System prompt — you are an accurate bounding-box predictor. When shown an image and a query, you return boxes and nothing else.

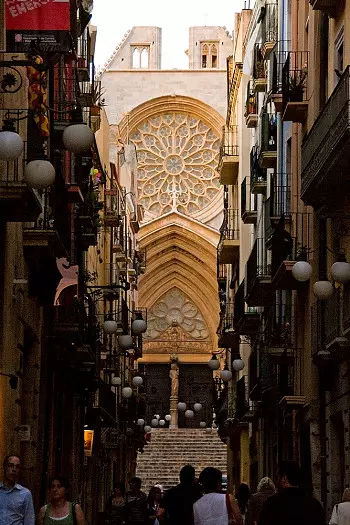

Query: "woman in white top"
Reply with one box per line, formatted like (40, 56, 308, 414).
(329, 488, 350, 525)
(193, 467, 243, 525)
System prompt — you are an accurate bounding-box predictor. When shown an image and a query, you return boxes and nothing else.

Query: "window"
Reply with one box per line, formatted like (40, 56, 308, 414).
(200, 42, 218, 69)
(131, 46, 150, 69)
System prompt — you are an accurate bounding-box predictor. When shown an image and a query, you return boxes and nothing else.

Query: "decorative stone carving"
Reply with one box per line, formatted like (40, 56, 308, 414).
(145, 288, 210, 340)
(130, 112, 220, 222)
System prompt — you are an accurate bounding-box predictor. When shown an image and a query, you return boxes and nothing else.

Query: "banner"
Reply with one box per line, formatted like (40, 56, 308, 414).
(6, 0, 71, 52)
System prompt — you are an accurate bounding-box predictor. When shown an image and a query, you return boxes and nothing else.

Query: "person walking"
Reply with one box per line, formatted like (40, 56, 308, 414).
(329, 487, 350, 525)
(0, 454, 35, 525)
(147, 485, 163, 525)
(105, 482, 127, 525)
(235, 484, 250, 523)
(258, 461, 326, 525)
(37, 476, 85, 525)
(193, 467, 243, 525)
(157, 465, 202, 525)
(125, 477, 148, 525)
(245, 477, 275, 525)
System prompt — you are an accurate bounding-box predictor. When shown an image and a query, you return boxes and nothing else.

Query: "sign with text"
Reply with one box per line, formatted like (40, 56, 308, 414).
(6, 0, 71, 52)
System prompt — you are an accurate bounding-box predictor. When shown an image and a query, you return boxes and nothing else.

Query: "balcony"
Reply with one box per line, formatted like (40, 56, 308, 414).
(251, 146, 267, 194)
(260, 350, 294, 402)
(248, 348, 260, 401)
(270, 48, 290, 112)
(259, 112, 277, 168)
(311, 293, 350, 364)
(218, 126, 239, 185)
(309, 0, 336, 17)
(104, 188, 124, 227)
(282, 51, 309, 123)
(234, 280, 260, 336)
(271, 212, 312, 290)
(218, 302, 239, 348)
(301, 67, 350, 206)
(245, 82, 258, 128)
(52, 302, 81, 345)
(261, 1, 278, 59)
(245, 238, 273, 307)
(241, 178, 257, 225)
(264, 302, 295, 357)
(235, 376, 249, 421)
(91, 382, 117, 428)
(217, 209, 240, 265)
(253, 44, 267, 92)
(265, 176, 292, 241)
(77, 27, 91, 82)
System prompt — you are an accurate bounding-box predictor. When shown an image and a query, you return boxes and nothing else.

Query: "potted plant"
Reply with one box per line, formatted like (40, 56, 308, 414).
(288, 68, 307, 102)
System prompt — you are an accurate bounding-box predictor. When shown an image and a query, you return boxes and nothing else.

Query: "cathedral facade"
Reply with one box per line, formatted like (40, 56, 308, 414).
(99, 25, 232, 427)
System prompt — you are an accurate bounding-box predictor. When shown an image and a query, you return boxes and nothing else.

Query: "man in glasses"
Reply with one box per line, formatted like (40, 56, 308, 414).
(0, 455, 35, 525)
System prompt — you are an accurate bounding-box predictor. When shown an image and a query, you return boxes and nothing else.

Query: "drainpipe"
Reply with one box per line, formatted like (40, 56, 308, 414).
(318, 213, 328, 510)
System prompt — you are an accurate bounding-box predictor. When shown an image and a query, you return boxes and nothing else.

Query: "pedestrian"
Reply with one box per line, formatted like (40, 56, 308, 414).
(105, 482, 127, 525)
(37, 476, 85, 525)
(258, 460, 326, 525)
(329, 487, 350, 525)
(147, 485, 163, 525)
(0, 454, 35, 525)
(193, 467, 243, 525)
(125, 477, 149, 525)
(245, 477, 275, 525)
(235, 484, 250, 523)
(157, 465, 202, 525)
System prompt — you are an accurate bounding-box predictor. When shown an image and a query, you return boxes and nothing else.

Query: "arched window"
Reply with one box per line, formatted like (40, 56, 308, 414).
(200, 42, 219, 69)
(132, 48, 140, 68)
(141, 48, 149, 68)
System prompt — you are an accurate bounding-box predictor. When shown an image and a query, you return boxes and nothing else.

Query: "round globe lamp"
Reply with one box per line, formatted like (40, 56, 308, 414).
(331, 261, 350, 284)
(292, 261, 313, 282)
(232, 359, 245, 372)
(62, 123, 94, 153)
(313, 281, 333, 300)
(25, 160, 55, 189)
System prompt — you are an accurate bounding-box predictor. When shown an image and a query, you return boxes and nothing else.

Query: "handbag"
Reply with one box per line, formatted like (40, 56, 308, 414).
(225, 493, 237, 525)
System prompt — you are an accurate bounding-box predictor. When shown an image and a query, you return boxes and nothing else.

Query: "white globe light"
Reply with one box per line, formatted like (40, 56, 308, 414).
(200, 421, 207, 428)
(221, 368, 233, 382)
(185, 409, 194, 419)
(132, 318, 147, 335)
(137, 418, 145, 426)
(111, 375, 122, 386)
(232, 359, 245, 372)
(159, 419, 165, 426)
(292, 261, 313, 282)
(132, 375, 143, 387)
(194, 403, 202, 412)
(313, 281, 333, 300)
(62, 123, 94, 153)
(331, 261, 350, 284)
(144, 425, 152, 433)
(165, 414, 171, 421)
(122, 386, 133, 398)
(205, 426, 212, 433)
(25, 159, 55, 189)
(177, 402, 186, 411)
(118, 334, 134, 349)
(155, 414, 160, 420)
(208, 355, 220, 370)
(103, 319, 119, 334)
(151, 418, 159, 427)
(0, 130, 23, 160)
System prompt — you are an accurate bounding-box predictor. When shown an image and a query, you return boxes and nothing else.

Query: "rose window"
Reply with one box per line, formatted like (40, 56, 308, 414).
(130, 112, 221, 220)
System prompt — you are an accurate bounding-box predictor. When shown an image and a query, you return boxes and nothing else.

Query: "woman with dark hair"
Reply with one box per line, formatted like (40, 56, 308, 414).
(194, 467, 242, 525)
(147, 485, 163, 525)
(235, 483, 250, 523)
(37, 476, 85, 525)
(105, 482, 127, 525)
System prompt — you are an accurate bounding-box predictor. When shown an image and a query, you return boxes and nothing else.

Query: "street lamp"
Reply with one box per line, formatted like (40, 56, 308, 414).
(208, 354, 220, 370)
(0, 119, 23, 160)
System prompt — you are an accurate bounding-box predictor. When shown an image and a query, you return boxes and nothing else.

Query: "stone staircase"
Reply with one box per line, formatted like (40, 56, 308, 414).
(136, 428, 227, 493)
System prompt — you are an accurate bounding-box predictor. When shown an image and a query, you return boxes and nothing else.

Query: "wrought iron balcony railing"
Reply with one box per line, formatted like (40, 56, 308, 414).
(235, 375, 249, 420)
(245, 81, 258, 128)
(260, 112, 277, 153)
(301, 66, 350, 205)
(251, 145, 267, 193)
(234, 279, 260, 336)
(219, 125, 239, 158)
(253, 43, 266, 81)
(282, 51, 309, 122)
(246, 238, 272, 305)
(261, 1, 278, 58)
(241, 177, 257, 224)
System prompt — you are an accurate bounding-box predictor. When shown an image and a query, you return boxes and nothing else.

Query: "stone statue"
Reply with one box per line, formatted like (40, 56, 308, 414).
(169, 363, 179, 398)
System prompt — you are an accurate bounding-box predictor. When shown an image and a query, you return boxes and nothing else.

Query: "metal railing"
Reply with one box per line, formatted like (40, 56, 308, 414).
(260, 349, 294, 397)
(251, 146, 267, 186)
(260, 112, 278, 153)
(270, 173, 292, 217)
(234, 279, 260, 325)
(246, 238, 271, 297)
(241, 177, 257, 218)
(270, 44, 290, 94)
(264, 301, 294, 347)
(220, 125, 239, 158)
(301, 67, 350, 194)
(236, 375, 249, 420)
(282, 51, 309, 112)
(253, 43, 265, 79)
(221, 302, 235, 331)
(245, 80, 258, 117)
(220, 209, 240, 241)
(261, 1, 278, 46)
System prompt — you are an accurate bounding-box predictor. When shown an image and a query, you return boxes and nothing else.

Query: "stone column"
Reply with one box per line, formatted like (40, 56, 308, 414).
(169, 362, 179, 428)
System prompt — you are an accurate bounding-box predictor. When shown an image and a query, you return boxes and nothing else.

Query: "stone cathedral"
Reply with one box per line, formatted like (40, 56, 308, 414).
(100, 25, 232, 428)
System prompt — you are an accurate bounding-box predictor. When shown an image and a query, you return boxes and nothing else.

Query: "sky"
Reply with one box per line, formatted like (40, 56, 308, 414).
(91, 0, 249, 71)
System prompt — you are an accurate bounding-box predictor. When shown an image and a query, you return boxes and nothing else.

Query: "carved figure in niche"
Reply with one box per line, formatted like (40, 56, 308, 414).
(169, 363, 179, 398)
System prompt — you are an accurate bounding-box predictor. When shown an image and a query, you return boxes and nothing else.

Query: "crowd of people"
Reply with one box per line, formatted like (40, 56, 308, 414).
(2, 454, 350, 525)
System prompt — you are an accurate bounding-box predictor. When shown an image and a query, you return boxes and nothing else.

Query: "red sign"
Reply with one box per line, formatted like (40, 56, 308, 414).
(6, 0, 70, 31)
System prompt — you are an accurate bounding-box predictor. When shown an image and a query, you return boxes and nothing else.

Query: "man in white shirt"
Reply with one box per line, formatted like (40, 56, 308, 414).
(0, 455, 35, 525)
